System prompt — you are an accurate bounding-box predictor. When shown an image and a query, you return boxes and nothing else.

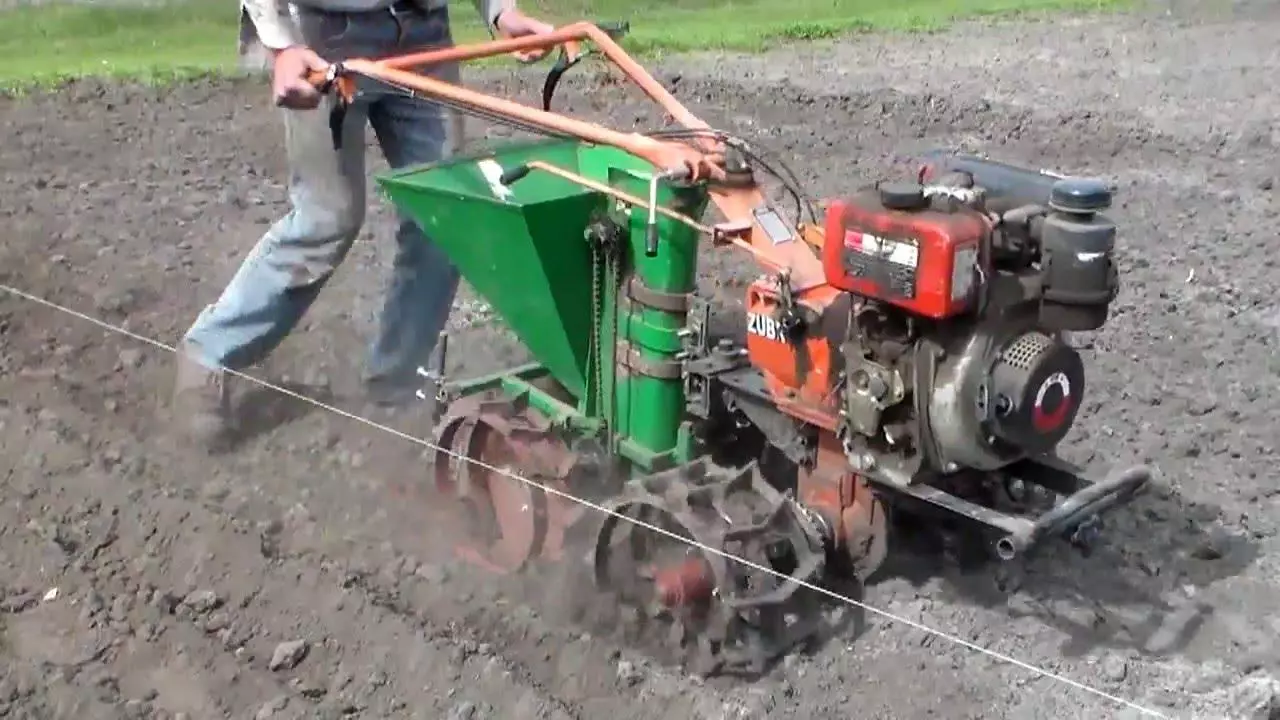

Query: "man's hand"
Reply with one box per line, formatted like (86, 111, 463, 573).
(494, 9, 556, 63)
(272, 46, 330, 110)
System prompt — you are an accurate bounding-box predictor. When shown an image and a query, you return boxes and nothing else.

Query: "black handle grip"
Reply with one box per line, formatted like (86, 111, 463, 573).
(644, 224, 659, 257)
(499, 164, 532, 186)
(328, 104, 347, 151)
(542, 21, 632, 112)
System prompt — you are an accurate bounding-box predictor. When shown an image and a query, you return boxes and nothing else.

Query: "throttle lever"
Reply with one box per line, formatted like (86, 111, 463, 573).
(644, 166, 688, 257)
(541, 21, 631, 112)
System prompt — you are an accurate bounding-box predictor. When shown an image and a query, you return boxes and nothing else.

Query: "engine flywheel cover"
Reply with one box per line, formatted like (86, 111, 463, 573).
(987, 332, 1085, 454)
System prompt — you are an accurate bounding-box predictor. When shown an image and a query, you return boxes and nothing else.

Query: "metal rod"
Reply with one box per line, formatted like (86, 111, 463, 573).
(995, 466, 1151, 560)
(522, 161, 782, 269)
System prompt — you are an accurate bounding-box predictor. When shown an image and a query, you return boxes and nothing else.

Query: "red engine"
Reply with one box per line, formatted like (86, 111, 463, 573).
(821, 184, 989, 319)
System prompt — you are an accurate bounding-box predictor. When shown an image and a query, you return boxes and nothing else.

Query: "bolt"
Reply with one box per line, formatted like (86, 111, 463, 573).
(867, 374, 887, 399)
(994, 394, 1013, 416)
(852, 370, 870, 391)
(1006, 478, 1026, 502)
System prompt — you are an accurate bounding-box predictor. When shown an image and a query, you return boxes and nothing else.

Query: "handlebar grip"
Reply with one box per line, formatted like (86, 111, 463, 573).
(499, 164, 532, 186)
(644, 223, 659, 257)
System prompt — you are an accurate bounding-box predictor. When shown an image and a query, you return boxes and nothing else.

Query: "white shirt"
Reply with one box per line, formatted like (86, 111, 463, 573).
(238, 0, 511, 66)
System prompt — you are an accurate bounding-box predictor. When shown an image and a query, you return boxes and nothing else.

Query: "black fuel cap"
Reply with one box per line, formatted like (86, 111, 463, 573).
(879, 182, 928, 211)
(1049, 178, 1112, 213)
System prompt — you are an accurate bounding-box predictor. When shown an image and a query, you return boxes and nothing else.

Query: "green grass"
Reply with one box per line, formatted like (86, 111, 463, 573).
(0, 0, 1127, 90)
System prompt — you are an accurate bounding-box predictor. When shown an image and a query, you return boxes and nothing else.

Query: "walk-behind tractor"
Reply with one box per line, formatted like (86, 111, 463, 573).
(313, 23, 1151, 674)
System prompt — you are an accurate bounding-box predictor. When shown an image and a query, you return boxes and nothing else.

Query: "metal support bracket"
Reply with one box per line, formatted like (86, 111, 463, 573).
(626, 276, 690, 313)
(616, 340, 683, 379)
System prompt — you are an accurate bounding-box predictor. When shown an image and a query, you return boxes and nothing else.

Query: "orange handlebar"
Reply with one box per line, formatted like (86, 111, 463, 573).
(293, 22, 831, 291)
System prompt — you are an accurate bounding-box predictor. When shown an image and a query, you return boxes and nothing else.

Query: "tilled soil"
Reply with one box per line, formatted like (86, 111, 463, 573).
(3, 3, 1280, 719)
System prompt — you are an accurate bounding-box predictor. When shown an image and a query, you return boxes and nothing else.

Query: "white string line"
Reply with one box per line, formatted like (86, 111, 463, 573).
(0, 282, 1169, 719)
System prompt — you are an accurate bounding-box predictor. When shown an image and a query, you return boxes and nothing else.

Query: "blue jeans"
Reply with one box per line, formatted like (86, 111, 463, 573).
(184, 5, 463, 398)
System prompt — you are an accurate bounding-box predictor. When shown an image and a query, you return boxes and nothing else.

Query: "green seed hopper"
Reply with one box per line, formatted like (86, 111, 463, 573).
(376, 138, 710, 470)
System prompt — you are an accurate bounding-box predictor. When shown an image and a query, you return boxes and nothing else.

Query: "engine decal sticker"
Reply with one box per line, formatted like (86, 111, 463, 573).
(746, 312, 785, 342)
(754, 206, 795, 245)
(1032, 371, 1073, 432)
(841, 230, 918, 298)
(952, 245, 979, 301)
(843, 230, 919, 267)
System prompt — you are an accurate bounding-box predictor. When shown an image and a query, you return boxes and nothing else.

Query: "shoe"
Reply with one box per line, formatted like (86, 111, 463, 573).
(363, 374, 422, 410)
(170, 345, 235, 448)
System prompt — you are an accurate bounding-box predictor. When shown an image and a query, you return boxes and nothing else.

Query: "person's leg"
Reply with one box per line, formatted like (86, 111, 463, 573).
(363, 7, 465, 405)
(183, 99, 370, 370)
(173, 81, 370, 442)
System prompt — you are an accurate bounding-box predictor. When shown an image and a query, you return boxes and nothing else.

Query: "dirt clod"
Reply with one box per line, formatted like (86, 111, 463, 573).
(255, 696, 290, 719)
(1225, 675, 1280, 720)
(268, 640, 310, 671)
(1100, 653, 1130, 682)
(180, 590, 221, 615)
